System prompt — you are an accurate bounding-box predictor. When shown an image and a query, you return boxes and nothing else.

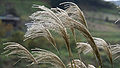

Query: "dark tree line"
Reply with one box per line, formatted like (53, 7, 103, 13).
(50, 0, 116, 9)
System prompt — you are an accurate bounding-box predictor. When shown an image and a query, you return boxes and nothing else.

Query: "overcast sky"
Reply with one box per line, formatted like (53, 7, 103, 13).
(104, 0, 119, 1)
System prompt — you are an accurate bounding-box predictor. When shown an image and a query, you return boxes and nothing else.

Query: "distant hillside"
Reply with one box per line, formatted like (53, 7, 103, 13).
(111, 1, 120, 6)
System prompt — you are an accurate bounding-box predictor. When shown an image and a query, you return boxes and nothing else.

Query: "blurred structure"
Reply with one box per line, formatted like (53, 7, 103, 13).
(0, 14, 20, 27)
(0, 6, 20, 28)
(0, 1, 20, 27)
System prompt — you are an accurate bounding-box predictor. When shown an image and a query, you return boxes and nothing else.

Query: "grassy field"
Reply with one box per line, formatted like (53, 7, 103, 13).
(85, 10, 120, 43)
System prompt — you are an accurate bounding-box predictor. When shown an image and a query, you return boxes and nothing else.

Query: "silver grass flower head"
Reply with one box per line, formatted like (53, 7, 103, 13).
(93, 37, 108, 48)
(29, 11, 62, 32)
(24, 23, 49, 40)
(88, 64, 96, 68)
(24, 5, 63, 50)
(110, 44, 120, 54)
(51, 7, 78, 29)
(60, 2, 81, 17)
(31, 48, 66, 68)
(67, 59, 87, 68)
(76, 42, 93, 54)
(24, 22, 58, 52)
(93, 37, 113, 67)
(110, 44, 120, 60)
(32, 4, 65, 28)
(59, 2, 88, 28)
(30, 4, 68, 37)
(51, 7, 72, 28)
(3, 42, 37, 65)
(31, 5, 73, 60)
(51, 6, 102, 66)
(54, 4, 102, 66)
(31, 4, 71, 50)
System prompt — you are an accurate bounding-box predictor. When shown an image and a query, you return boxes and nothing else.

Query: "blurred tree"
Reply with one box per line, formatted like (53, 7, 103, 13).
(8, 31, 24, 43)
(5, 2, 19, 17)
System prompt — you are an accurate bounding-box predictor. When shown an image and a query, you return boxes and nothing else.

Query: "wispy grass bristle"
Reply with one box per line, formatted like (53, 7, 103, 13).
(67, 59, 87, 68)
(2, 42, 37, 65)
(76, 42, 93, 54)
(93, 37, 113, 68)
(110, 44, 120, 61)
(60, 2, 88, 28)
(31, 48, 66, 68)
(88, 64, 96, 68)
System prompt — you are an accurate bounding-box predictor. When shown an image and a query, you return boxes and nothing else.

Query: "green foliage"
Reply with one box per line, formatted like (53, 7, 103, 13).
(0, 20, 13, 37)
(0, 0, 50, 20)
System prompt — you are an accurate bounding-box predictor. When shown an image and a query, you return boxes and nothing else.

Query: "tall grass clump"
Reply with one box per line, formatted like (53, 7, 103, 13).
(2, 2, 120, 68)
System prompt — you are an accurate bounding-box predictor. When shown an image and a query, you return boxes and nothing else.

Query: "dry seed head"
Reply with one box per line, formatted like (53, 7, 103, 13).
(93, 37, 108, 48)
(59, 2, 102, 66)
(32, 4, 64, 28)
(66, 18, 102, 67)
(67, 59, 87, 68)
(24, 23, 57, 52)
(60, 2, 88, 28)
(110, 44, 120, 60)
(30, 4, 68, 38)
(31, 48, 66, 68)
(88, 64, 96, 68)
(76, 42, 93, 54)
(51, 7, 72, 28)
(30, 5, 73, 62)
(29, 11, 62, 32)
(3, 42, 37, 65)
(93, 37, 113, 67)
(24, 23, 53, 41)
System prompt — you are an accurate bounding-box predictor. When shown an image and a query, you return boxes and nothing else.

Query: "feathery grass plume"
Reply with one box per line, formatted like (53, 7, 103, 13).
(76, 37, 113, 68)
(24, 23, 57, 52)
(59, 2, 88, 42)
(68, 18, 102, 67)
(59, 2, 88, 28)
(51, 5, 102, 67)
(51, 7, 77, 42)
(88, 64, 96, 68)
(76, 42, 99, 67)
(76, 42, 93, 54)
(31, 48, 66, 68)
(51, 7, 77, 43)
(51, 7, 73, 28)
(110, 44, 120, 61)
(29, 11, 62, 32)
(2, 42, 37, 65)
(32, 4, 64, 27)
(31, 4, 74, 62)
(67, 59, 87, 68)
(93, 37, 113, 68)
(71, 14, 103, 68)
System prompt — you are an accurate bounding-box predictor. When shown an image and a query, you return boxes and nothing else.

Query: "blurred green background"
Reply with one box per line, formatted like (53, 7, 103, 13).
(0, 0, 120, 68)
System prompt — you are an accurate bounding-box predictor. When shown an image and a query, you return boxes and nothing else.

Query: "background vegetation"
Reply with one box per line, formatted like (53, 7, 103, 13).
(0, 0, 120, 68)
